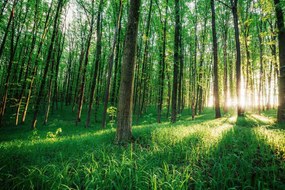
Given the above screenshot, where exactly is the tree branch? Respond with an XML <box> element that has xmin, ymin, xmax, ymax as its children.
<box><xmin>216</xmin><ymin>0</ymin><xmax>232</xmax><ymax>9</ymax></box>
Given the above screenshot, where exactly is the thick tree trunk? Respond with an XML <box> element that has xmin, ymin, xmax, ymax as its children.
<box><xmin>116</xmin><ymin>0</ymin><xmax>141</xmax><ymax>144</ymax></box>
<box><xmin>274</xmin><ymin>0</ymin><xmax>285</xmax><ymax>122</ymax></box>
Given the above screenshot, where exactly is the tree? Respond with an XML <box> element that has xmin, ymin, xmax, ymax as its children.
<box><xmin>31</xmin><ymin>0</ymin><xmax>64</xmax><ymax>129</ymax></box>
<box><xmin>211</xmin><ymin>0</ymin><xmax>221</xmax><ymax>118</ymax></box>
<box><xmin>116</xmin><ymin>0</ymin><xmax>141</xmax><ymax>144</ymax></box>
<box><xmin>230</xmin><ymin>0</ymin><xmax>244</xmax><ymax>116</ymax></box>
<box><xmin>101</xmin><ymin>0</ymin><xmax>123</xmax><ymax>128</ymax></box>
<box><xmin>85</xmin><ymin>0</ymin><xmax>103</xmax><ymax>128</ymax></box>
<box><xmin>171</xmin><ymin>0</ymin><xmax>180</xmax><ymax>123</ymax></box>
<box><xmin>76</xmin><ymin>0</ymin><xmax>96</xmax><ymax>125</ymax></box>
<box><xmin>157</xmin><ymin>0</ymin><xmax>169</xmax><ymax>123</ymax></box>
<box><xmin>274</xmin><ymin>0</ymin><xmax>285</xmax><ymax>122</ymax></box>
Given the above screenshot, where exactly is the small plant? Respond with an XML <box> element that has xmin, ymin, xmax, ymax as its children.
<box><xmin>29</xmin><ymin>130</ymin><xmax>40</xmax><ymax>141</ymax></box>
<box><xmin>107</xmin><ymin>106</ymin><xmax>117</xmax><ymax>128</ymax></box>
<box><xmin>46</xmin><ymin>128</ymin><xmax>62</xmax><ymax>139</ymax></box>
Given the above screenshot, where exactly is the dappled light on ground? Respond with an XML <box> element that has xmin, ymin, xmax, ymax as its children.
<box><xmin>0</xmin><ymin>111</ymin><xmax>284</xmax><ymax>189</ymax></box>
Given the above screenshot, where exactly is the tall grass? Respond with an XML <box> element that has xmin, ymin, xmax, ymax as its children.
<box><xmin>0</xmin><ymin>109</ymin><xmax>284</xmax><ymax>189</ymax></box>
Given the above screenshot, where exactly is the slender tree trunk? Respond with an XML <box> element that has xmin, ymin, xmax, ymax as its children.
<box><xmin>0</xmin><ymin>0</ymin><xmax>17</xmax><ymax>59</ymax></box>
<box><xmin>0</xmin><ymin>0</ymin><xmax>8</xmax><ymax>18</ymax></box>
<box><xmin>196</xmin><ymin>17</ymin><xmax>207</xmax><ymax>115</ymax></box>
<box><xmin>76</xmin><ymin>0</ymin><xmax>96</xmax><ymax>125</ymax></box>
<box><xmin>258</xmin><ymin>22</ymin><xmax>264</xmax><ymax>114</ymax></box>
<box><xmin>85</xmin><ymin>0</ymin><xmax>103</xmax><ymax>128</ymax></box>
<box><xmin>223</xmin><ymin>21</ymin><xmax>229</xmax><ymax>112</ymax></box>
<box><xmin>110</xmin><ymin>4</ymin><xmax>123</xmax><ymax>106</ymax></box>
<box><xmin>137</xmin><ymin>0</ymin><xmax>153</xmax><ymax>119</ymax></box>
<box><xmin>171</xmin><ymin>0</ymin><xmax>180</xmax><ymax>123</ymax></box>
<box><xmin>231</xmin><ymin>0</ymin><xmax>244</xmax><ymax>116</ymax></box>
<box><xmin>72</xmin><ymin>41</ymin><xmax>85</xmax><ymax>112</ymax></box>
<box><xmin>116</xmin><ymin>0</ymin><xmax>141</xmax><ymax>144</ymax></box>
<box><xmin>211</xmin><ymin>0</ymin><xmax>221</xmax><ymax>118</ymax></box>
<box><xmin>101</xmin><ymin>0</ymin><xmax>122</xmax><ymax>128</ymax></box>
<box><xmin>15</xmin><ymin>3</ymin><xmax>39</xmax><ymax>126</ymax></box>
<box><xmin>31</xmin><ymin>0</ymin><xmax>63</xmax><ymax>129</ymax></box>
<box><xmin>0</xmin><ymin>9</ymin><xmax>16</xmax><ymax>124</ymax></box>
<box><xmin>157</xmin><ymin>0</ymin><xmax>168</xmax><ymax>123</ymax></box>
<box><xmin>21</xmin><ymin>0</ymin><xmax>53</xmax><ymax>124</ymax></box>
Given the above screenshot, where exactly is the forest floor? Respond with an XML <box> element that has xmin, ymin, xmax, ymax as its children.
<box><xmin>0</xmin><ymin>108</ymin><xmax>285</xmax><ymax>189</ymax></box>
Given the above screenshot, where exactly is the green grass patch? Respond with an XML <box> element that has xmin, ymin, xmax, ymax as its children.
<box><xmin>0</xmin><ymin>109</ymin><xmax>284</xmax><ymax>189</ymax></box>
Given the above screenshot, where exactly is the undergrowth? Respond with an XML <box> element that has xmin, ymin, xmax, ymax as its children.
<box><xmin>0</xmin><ymin>109</ymin><xmax>284</xmax><ymax>189</ymax></box>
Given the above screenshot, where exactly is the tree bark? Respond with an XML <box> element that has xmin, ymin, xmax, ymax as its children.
<box><xmin>231</xmin><ymin>0</ymin><xmax>244</xmax><ymax>116</ymax></box>
<box><xmin>0</xmin><ymin>0</ymin><xmax>17</xmax><ymax>59</ymax></box>
<box><xmin>274</xmin><ymin>0</ymin><xmax>285</xmax><ymax>122</ymax></box>
<box><xmin>157</xmin><ymin>0</ymin><xmax>168</xmax><ymax>123</ymax></box>
<box><xmin>101</xmin><ymin>0</ymin><xmax>123</xmax><ymax>128</ymax></box>
<box><xmin>211</xmin><ymin>0</ymin><xmax>221</xmax><ymax>118</ymax></box>
<box><xmin>116</xmin><ymin>0</ymin><xmax>141</xmax><ymax>144</ymax></box>
<box><xmin>76</xmin><ymin>0</ymin><xmax>96</xmax><ymax>125</ymax></box>
<box><xmin>85</xmin><ymin>0</ymin><xmax>103</xmax><ymax>128</ymax></box>
<box><xmin>171</xmin><ymin>0</ymin><xmax>180</xmax><ymax>123</ymax></box>
<box><xmin>31</xmin><ymin>0</ymin><xmax>63</xmax><ymax>129</ymax></box>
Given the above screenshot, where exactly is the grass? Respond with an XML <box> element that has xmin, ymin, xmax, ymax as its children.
<box><xmin>0</xmin><ymin>108</ymin><xmax>285</xmax><ymax>189</ymax></box>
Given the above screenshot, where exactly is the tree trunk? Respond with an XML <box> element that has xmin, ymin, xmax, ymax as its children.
<box><xmin>0</xmin><ymin>0</ymin><xmax>17</xmax><ymax>59</ymax></box>
<box><xmin>211</xmin><ymin>0</ymin><xmax>221</xmax><ymax>118</ymax></box>
<box><xmin>231</xmin><ymin>0</ymin><xmax>244</xmax><ymax>116</ymax></box>
<box><xmin>116</xmin><ymin>0</ymin><xmax>141</xmax><ymax>144</ymax></box>
<box><xmin>85</xmin><ymin>0</ymin><xmax>103</xmax><ymax>128</ymax></box>
<box><xmin>157</xmin><ymin>0</ymin><xmax>168</xmax><ymax>123</ymax></box>
<box><xmin>258</xmin><ymin>22</ymin><xmax>264</xmax><ymax>114</ymax></box>
<box><xmin>0</xmin><ymin>7</ymin><xmax>16</xmax><ymax>124</ymax></box>
<box><xmin>101</xmin><ymin>0</ymin><xmax>123</xmax><ymax>128</ymax></box>
<box><xmin>76</xmin><ymin>0</ymin><xmax>96</xmax><ymax>125</ymax></box>
<box><xmin>274</xmin><ymin>0</ymin><xmax>285</xmax><ymax>122</ymax></box>
<box><xmin>222</xmin><ymin>20</ymin><xmax>229</xmax><ymax>113</ymax></box>
<box><xmin>15</xmin><ymin>3</ymin><xmax>39</xmax><ymax>126</ymax></box>
<box><xmin>171</xmin><ymin>0</ymin><xmax>180</xmax><ymax>123</ymax></box>
<box><xmin>31</xmin><ymin>0</ymin><xmax>63</xmax><ymax>129</ymax></box>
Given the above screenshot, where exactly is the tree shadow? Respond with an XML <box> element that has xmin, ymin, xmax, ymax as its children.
<box><xmin>189</xmin><ymin>116</ymin><xmax>285</xmax><ymax>189</ymax></box>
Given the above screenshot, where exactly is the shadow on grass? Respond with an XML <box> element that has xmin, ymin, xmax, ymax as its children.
<box><xmin>3</xmin><ymin>110</ymin><xmax>284</xmax><ymax>189</ymax></box>
<box><xmin>190</xmin><ymin>116</ymin><xmax>285</xmax><ymax>189</ymax></box>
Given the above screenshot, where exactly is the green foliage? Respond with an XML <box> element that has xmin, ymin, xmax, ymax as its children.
<box><xmin>46</xmin><ymin>128</ymin><xmax>62</xmax><ymax>139</ymax></box>
<box><xmin>107</xmin><ymin>106</ymin><xmax>117</xmax><ymax>127</ymax></box>
<box><xmin>0</xmin><ymin>110</ymin><xmax>284</xmax><ymax>189</ymax></box>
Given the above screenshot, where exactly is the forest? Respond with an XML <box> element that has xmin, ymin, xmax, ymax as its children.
<box><xmin>0</xmin><ymin>0</ymin><xmax>285</xmax><ymax>189</ymax></box>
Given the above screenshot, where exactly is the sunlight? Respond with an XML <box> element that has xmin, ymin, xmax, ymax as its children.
<box><xmin>210</xmin><ymin>123</ymin><xmax>233</xmax><ymax>138</ymax></box>
<box><xmin>251</xmin><ymin>114</ymin><xmax>275</xmax><ymax>124</ymax></box>
<box><xmin>209</xmin><ymin>72</ymin><xmax>278</xmax><ymax>110</ymax></box>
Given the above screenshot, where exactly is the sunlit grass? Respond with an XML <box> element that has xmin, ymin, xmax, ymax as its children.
<box><xmin>0</xmin><ymin>109</ymin><xmax>284</xmax><ymax>189</ymax></box>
